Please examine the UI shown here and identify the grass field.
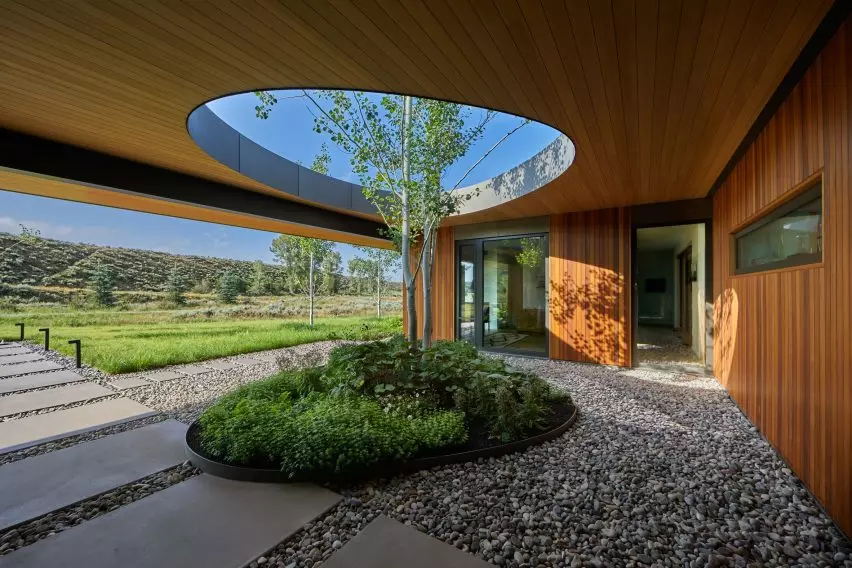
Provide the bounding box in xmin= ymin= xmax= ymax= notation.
xmin=0 ymin=296 xmax=401 ymax=374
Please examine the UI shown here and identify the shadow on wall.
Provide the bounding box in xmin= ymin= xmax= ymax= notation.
xmin=712 ymin=288 xmax=739 ymax=388
xmin=550 ymin=268 xmax=627 ymax=365
xmin=457 ymin=135 xmax=574 ymax=214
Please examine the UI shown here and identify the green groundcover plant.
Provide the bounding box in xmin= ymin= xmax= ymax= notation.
xmin=198 ymin=337 xmax=571 ymax=478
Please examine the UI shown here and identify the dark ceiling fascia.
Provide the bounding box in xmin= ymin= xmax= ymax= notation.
xmin=0 ymin=128 xmax=387 ymax=241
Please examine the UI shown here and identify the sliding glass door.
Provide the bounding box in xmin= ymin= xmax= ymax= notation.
xmin=456 ymin=234 xmax=548 ymax=356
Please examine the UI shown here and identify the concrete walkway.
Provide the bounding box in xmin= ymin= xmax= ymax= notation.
xmin=0 ymin=420 xmax=187 ymax=531
xmin=0 ymin=476 xmax=342 ymax=568
xmin=0 ymin=344 xmax=156 ymax=452
xmin=325 ymin=516 xmax=491 ymax=568
xmin=0 ymin=342 xmax=511 ymax=567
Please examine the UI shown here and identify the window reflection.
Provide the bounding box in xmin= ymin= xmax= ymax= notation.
xmin=735 ymin=185 xmax=822 ymax=273
xmin=482 ymin=237 xmax=547 ymax=353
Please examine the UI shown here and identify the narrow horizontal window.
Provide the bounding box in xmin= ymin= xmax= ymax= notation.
xmin=734 ymin=182 xmax=822 ymax=275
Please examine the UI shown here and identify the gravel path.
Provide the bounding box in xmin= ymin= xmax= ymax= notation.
xmin=5 ymin=341 xmax=850 ymax=566
xmin=266 ymin=356 xmax=850 ymax=568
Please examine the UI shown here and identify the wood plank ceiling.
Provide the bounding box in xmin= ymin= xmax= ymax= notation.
xmin=0 ymin=0 xmax=832 ymax=225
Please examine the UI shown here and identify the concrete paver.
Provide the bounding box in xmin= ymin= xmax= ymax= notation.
xmin=0 ymin=420 xmax=187 ymax=531
xmin=108 ymin=377 xmax=151 ymax=390
xmin=0 ymin=475 xmax=341 ymax=568
xmin=0 ymin=347 xmax=33 ymax=357
xmin=0 ymin=353 xmax=45 ymax=365
xmin=0 ymin=383 xmax=113 ymax=417
xmin=204 ymin=361 xmax=238 ymax=371
xmin=323 ymin=515 xmax=492 ymax=568
xmin=145 ymin=370 xmax=182 ymax=383
xmin=0 ymin=371 xmax=87 ymax=394
xmin=0 ymin=361 xmax=62 ymax=379
xmin=0 ymin=398 xmax=157 ymax=453
xmin=175 ymin=365 xmax=209 ymax=376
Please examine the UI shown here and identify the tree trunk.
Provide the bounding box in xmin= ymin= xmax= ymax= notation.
xmin=308 ymin=250 xmax=314 ymax=327
xmin=421 ymin=228 xmax=434 ymax=349
xmin=401 ymin=95 xmax=417 ymax=342
xmin=376 ymin=269 xmax=381 ymax=319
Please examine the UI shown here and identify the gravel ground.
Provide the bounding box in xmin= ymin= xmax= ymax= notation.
xmin=0 ymin=462 xmax=199 ymax=556
xmin=262 ymin=356 xmax=850 ymax=568
xmin=122 ymin=340 xmax=352 ymax=424
xmin=4 ymin=341 xmax=850 ymax=566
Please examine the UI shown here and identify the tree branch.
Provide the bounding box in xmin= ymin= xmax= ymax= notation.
xmin=301 ymin=90 xmax=401 ymax=197
xmin=450 ymin=119 xmax=530 ymax=191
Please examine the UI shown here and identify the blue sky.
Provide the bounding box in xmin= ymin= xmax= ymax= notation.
xmin=0 ymin=90 xmax=559 ymax=277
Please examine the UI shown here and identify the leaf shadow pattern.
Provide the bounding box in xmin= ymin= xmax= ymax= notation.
xmin=549 ymin=267 xmax=628 ymax=366
xmin=712 ymin=288 xmax=738 ymax=388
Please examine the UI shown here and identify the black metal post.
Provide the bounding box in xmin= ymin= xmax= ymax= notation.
xmin=38 ymin=327 xmax=49 ymax=350
xmin=68 ymin=339 xmax=81 ymax=368
xmin=15 ymin=322 xmax=24 ymax=341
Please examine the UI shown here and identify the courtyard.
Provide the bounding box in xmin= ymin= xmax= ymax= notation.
xmin=0 ymin=339 xmax=847 ymax=567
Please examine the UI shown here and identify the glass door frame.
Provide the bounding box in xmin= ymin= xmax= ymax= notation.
xmin=455 ymin=233 xmax=549 ymax=358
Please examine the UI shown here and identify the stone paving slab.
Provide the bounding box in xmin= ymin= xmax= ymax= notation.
xmin=175 ymin=365 xmax=209 ymax=376
xmin=0 ymin=370 xmax=87 ymax=394
xmin=236 ymin=357 xmax=265 ymax=366
xmin=108 ymin=377 xmax=151 ymax=390
xmin=0 ymin=343 xmax=22 ymax=349
xmin=0 ymin=353 xmax=44 ymax=365
xmin=0 ymin=475 xmax=341 ymax=568
xmin=0 ymin=360 xmax=62 ymax=379
xmin=0 ymin=420 xmax=187 ymax=531
xmin=324 ymin=515 xmax=491 ymax=568
xmin=250 ymin=353 xmax=279 ymax=362
xmin=0 ymin=347 xmax=32 ymax=356
xmin=0 ymin=398 xmax=157 ymax=454
xmin=0 ymin=383 xmax=114 ymax=417
xmin=204 ymin=360 xmax=238 ymax=371
xmin=145 ymin=370 xmax=182 ymax=382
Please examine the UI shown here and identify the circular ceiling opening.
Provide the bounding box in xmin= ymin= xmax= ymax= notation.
xmin=188 ymin=89 xmax=574 ymax=216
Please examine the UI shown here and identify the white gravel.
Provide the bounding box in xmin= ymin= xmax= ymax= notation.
xmin=264 ymin=356 xmax=850 ymax=568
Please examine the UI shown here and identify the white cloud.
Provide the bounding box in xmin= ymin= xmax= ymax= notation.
xmin=0 ymin=216 xmax=115 ymax=242
xmin=201 ymin=230 xmax=231 ymax=250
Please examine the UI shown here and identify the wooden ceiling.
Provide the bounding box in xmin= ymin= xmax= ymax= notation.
xmin=0 ymin=0 xmax=832 ymax=228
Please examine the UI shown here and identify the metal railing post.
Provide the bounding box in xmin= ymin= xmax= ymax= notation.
xmin=68 ymin=339 xmax=81 ymax=368
xmin=15 ymin=323 xmax=24 ymax=341
xmin=38 ymin=327 xmax=49 ymax=351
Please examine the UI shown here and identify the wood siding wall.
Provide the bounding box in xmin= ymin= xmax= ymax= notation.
xmin=403 ymin=226 xmax=455 ymax=342
xmin=712 ymin=19 xmax=851 ymax=536
xmin=548 ymin=209 xmax=632 ymax=367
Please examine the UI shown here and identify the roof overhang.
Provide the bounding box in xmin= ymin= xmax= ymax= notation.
xmin=0 ymin=1 xmax=844 ymax=231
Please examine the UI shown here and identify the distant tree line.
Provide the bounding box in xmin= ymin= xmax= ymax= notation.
xmin=0 ymin=229 xmax=400 ymax=302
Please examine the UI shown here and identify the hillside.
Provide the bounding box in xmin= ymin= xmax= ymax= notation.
xmin=0 ymin=232 xmax=275 ymax=291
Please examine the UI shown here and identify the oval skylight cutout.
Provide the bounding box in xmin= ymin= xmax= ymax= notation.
xmin=188 ymin=89 xmax=574 ymax=216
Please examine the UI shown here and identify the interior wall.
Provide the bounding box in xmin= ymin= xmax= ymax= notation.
xmin=672 ymin=224 xmax=707 ymax=362
xmin=713 ymin=18 xmax=851 ymax=536
xmin=636 ymin=250 xmax=675 ymax=326
xmin=549 ymin=208 xmax=632 ymax=366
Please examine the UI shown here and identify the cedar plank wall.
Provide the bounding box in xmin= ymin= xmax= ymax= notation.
xmin=403 ymin=226 xmax=455 ymax=341
xmin=713 ymin=18 xmax=851 ymax=536
xmin=548 ymin=208 xmax=632 ymax=367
